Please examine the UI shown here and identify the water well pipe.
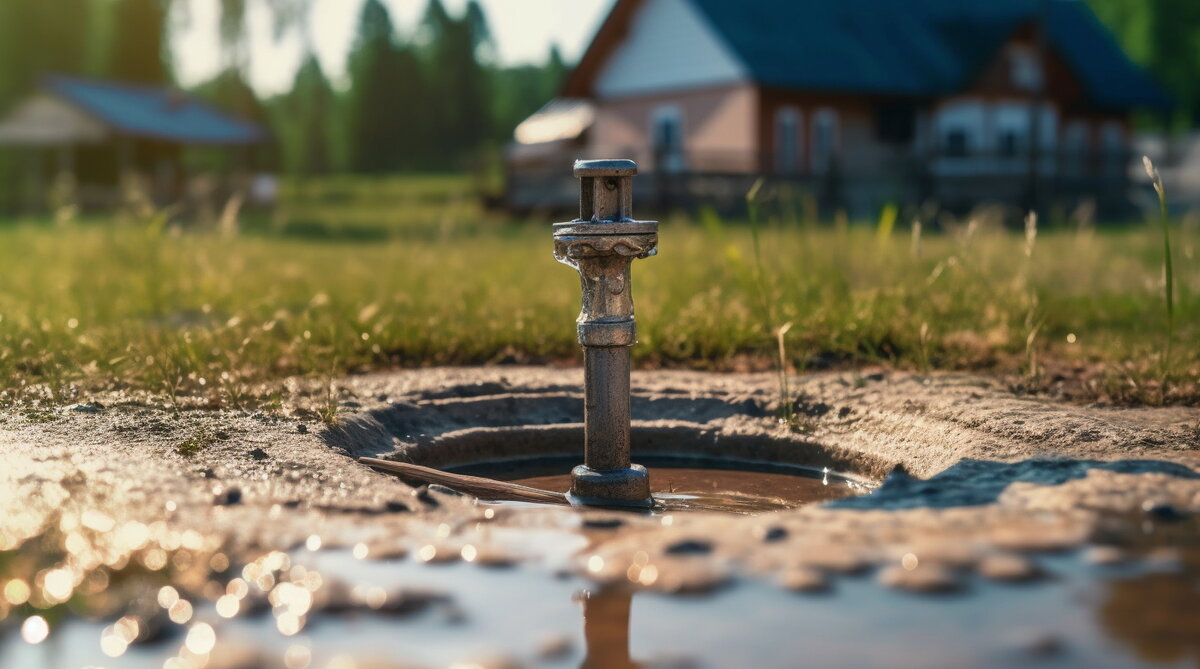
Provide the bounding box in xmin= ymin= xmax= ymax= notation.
xmin=553 ymin=159 xmax=658 ymax=507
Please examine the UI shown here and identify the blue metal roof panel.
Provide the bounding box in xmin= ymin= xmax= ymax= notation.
xmin=686 ymin=0 xmax=1169 ymax=109
xmin=44 ymin=76 xmax=265 ymax=144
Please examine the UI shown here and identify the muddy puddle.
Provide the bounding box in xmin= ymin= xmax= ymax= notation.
xmin=451 ymin=456 xmax=868 ymax=513
xmin=2 ymin=510 xmax=1198 ymax=669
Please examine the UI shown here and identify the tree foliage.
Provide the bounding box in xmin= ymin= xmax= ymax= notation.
xmin=109 ymin=0 xmax=170 ymax=84
xmin=0 ymin=0 xmax=92 ymax=106
xmin=1086 ymin=0 xmax=1200 ymax=126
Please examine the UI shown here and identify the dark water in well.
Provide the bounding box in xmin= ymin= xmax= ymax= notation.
xmin=453 ymin=455 xmax=868 ymax=513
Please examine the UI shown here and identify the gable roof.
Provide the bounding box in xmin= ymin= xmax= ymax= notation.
xmin=566 ymin=0 xmax=1170 ymax=111
xmin=43 ymin=75 xmax=265 ymax=145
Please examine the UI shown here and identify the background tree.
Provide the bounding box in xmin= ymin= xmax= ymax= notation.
xmin=0 ymin=0 xmax=92 ymax=107
xmin=346 ymin=0 xmax=408 ymax=173
xmin=284 ymin=54 xmax=335 ymax=175
xmin=1087 ymin=0 xmax=1200 ymax=129
xmin=108 ymin=0 xmax=170 ymax=84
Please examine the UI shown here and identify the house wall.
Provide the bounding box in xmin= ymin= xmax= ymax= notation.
xmin=928 ymin=26 xmax=1130 ymax=166
xmin=587 ymin=83 xmax=759 ymax=172
xmin=592 ymin=0 xmax=748 ymax=99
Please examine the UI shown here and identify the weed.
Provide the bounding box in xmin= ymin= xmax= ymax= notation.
xmin=1143 ymin=156 xmax=1175 ymax=399
xmin=176 ymin=426 xmax=216 ymax=457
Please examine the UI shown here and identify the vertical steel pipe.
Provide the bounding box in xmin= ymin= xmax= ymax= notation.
xmin=553 ymin=159 xmax=657 ymax=507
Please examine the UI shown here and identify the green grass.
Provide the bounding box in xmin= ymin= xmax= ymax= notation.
xmin=0 ymin=175 xmax=1196 ymax=408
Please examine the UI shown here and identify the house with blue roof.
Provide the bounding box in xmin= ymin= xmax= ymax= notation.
xmin=0 ymin=75 xmax=266 ymax=209
xmin=506 ymin=0 xmax=1170 ymax=215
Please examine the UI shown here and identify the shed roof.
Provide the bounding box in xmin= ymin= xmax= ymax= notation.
xmin=567 ymin=0 xmax=1171 ymax=111
xmin=42 ymin=75 xmax=265 ymax=145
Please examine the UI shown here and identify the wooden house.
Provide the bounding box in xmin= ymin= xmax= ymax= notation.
xmin=506 ymin=0 xmax=1170 ymax=216
xmin=0 ymin=75 xmax=265 ymax=211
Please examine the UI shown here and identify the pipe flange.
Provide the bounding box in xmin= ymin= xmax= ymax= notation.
xmin=567 ymin=464 xmax=652 ymax=509
xmin=578 ymin=320 xmax=636 ymax=347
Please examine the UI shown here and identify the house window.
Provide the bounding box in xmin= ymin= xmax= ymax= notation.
xmin=935 ymin=101 xmax=984 ymax=157
xmin=993 ymin=104 xmax=1032 ymax=158
xmin=651 ymin=105 xmax=684 ymax=173
xmin=998 ymin=130 xmax=1021 ymax=157
xmin=810 ymin=107 xmax=838 ymax=173
xmin=774 ymin=106 xmax=801 ymax=174
xmin=1009 ymin=47 xmax=1044 ymax=91
xmin=876 ymin=102 xmax=916 ymax=143
xmin=943 ymin=128 xmax=969 ymax=157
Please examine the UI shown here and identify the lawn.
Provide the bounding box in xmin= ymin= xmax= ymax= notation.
xmin=0 ymin=175 xmax=1195 ymax=410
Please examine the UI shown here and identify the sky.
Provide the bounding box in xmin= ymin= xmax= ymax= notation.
xmin=171 ymin=0 xmax=617 ymax=96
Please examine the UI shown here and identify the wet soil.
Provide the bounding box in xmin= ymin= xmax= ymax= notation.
xmin=1 ymin=367 xmax=1198 ymax=667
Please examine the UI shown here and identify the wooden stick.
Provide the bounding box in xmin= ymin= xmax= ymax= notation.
xmin=359 ymin=457 xmax=569 ymax=506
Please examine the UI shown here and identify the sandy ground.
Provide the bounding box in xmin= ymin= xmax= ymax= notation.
xmin=3 ymin=366 xmax=1199 ymax=595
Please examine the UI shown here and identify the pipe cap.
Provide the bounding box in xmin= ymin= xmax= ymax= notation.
xmin=574 ymin=159 xmax=637 ymax=178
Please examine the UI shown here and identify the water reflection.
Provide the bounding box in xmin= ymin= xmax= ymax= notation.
xmin=3 ymin=489 xmax=1200 ymax=668
xmin=1100 ymin=572 xmax=1200 ymax=666
xmin=580 ymin=590 xmax=639 ymax=669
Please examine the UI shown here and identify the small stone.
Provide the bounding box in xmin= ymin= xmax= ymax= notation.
xmin=794 ymin=546 xmax=869 ymax=574
xmin=412 ymin=485 xmax=440 ymax=508
xmin=536 ymin=634 xmax=574 ymax=660
xmin=1144 ymin=547 xmax=1183 ymax=569
xmin=72 ymin=403 xmax=103 ymax=413
xmin=214 ymin=487 xmax=243 ymax=506
xmin=1142 ymin=502 xmax=1187 ymax=522
xmin=1020 ymin=633 xmax=1066 ymax=658
xmin=247 ymin=448 xmax=268 ymax=461
xmin=665 ymin=539 xmax=712 ymax=556
xmin=364 ymin=540 xmax=409 ymax=560
xmin=1084 ymin=545 xmax=1128 ymax=565
xmin=754 ymin=525 xmax=788 ymax=542
xmin=582 ymin=517 xmax=624 ymax=530
xmin=779 ymin=567 xmax=829 ymax=593
xmin=978 ymin=553 xmax=1040 ymax=582
xmin=878 ymin=564 xmax=961 ymax=593
xmin=296 ymin=423 xmax=308 ymax=434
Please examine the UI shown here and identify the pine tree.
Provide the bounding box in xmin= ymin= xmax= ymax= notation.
xmin=108 ymin=0 xmax=169 ymax=84
xmin=346 ymin=0 xmax=408 ymax=172
xmin=288 ymin=54 xmax=334 ymax=175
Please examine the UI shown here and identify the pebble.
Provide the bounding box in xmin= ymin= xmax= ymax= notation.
xmin=794 ymin=546 xmax=870 ymax=574
xmin=778 ymin=567 xmax=829 ymax=593
xmin=753 ymin=525 xmax=788 ymax=542
xmin=535 ymin=634 xmax=574 ymax=660
xmin=1142 ymin=502 xmax=1187 ymax=522
xmin=364 ymin=540 xmax=409 ymax=560
xmin=664 ymin=539 xmax=713 ymax=556
xmin=71 ymin=403 xmax=103 ymax=413
xmin=582 ymin=517 xmax=624 ymax=530
xmin=878 ymin=563 xmax=961 ymax=593
xmin=1083 ymin=545 xmax=1129 ymax=565
xmin=214 ymin=486 xmax=243 ymax=506
xmin=977 ymin=553 xmax=1040 ymax=582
